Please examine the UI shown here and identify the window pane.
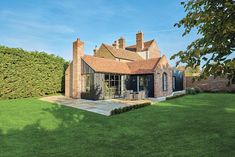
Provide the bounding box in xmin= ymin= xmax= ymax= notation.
xmin=163 ymin=73 xmax=167 ymax=91
xmin=84 ymin=74 xmax=90 ymax=92
xmin=115 ymin=75 xmax=119 ymax=80
xmin=111 ymin=75 xmax=115 ymax=81
xmin=173 ymin=76 xmax=176 ymax=90
xmin=105 ymin=74 xmax=109 ymax=80
xmin=110 ymin=81 xmax=115 ymax=87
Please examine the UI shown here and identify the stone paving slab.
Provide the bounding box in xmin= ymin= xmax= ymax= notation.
xmin=40 ymin=95 xmax=130 ymax=116
xmin=39 ymin=91 xmax=185 ymax=116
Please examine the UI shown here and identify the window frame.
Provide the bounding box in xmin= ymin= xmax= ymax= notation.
xmin=162 ymin=72 xmax=168 ymax=91
xmin=172 ymin=76 xmax=176 ymax=90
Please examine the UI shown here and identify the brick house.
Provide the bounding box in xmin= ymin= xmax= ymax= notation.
xmin=65 ymin=32 xmax=184 ymax=99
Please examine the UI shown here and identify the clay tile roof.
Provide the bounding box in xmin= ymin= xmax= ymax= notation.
xmin=127 ymin=57 xmax=161 ymax=74
xmin=125 ymin=40 xmax=154 ymax=52
xmin=82 ymin=55 xmax=131 ymax=74
xmin=82 ymin=55 xmax=161 ymax=74
xmin=103 ymin=44 xmax=143 ymax=61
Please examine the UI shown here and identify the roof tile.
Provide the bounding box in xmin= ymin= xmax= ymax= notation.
xmin=82 ymin=55 xmax=161 ymax=74
xmin=82 ymin=55 xmax=131 ymax=74
xmin=126 ymin=40 xmax=154 ymax=52
xmin=103 ymin=44 xmax=143 ymax=61
xmin=127 ymin=58 xmax=161 ymax=74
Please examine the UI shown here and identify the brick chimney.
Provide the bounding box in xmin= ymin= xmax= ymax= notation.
xmin=118 ymin=37 xmax=125 ymax=49
xmin=93 ymin=45 xmax=98 ymax=56
xmin=72 ymin=38 xmax=84 ymax=99
xmin=136 ymin=31 xmax=144 ymax=52
xmin=112 ymin=41 xmax=119 ymax=49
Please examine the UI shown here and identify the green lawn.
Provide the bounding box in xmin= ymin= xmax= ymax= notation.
xmin=0 ymin=93 xmax=235 ymax=157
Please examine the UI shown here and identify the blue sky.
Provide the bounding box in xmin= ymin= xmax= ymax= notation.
xmin=0 ymin=0 xmax=198 ymax=64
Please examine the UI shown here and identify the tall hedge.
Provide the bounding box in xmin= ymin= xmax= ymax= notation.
xmin=0 ymin=46 xmax=68 ymax=99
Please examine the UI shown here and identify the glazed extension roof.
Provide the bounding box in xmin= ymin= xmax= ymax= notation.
xmin=82 ymin=55 xmax=161 ymax=74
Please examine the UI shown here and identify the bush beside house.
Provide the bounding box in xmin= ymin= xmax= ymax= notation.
xmin=186 ymin=88 xmax=201 ymax=95
xmin=0 ymin=46 xmax=68 ymax=99
xmin=110 ymin=102 xmax=151 ymax=115
xmin=166 ymin=94 xmax=186 ymax=100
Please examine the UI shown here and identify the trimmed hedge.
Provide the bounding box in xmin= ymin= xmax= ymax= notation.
xmin=166 ymin=94 xmax=186 ymax=100
xmin=0 ymin=46 xmax=68 ymax=99
xmin=110 ymin=102 xmax=151 ymax=115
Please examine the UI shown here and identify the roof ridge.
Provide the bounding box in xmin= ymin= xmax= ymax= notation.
xmin=152 ymin=57 xmax=162 ymax=70
xmin=126 ymin=39 xmax=155 ymax=48
xmin=83 ymin=54 xmax=123 ymax=62
xmin=98 ymin=44 xmax=117 ymax=59
xmin=102 ymin=43 xmax=143 ymax=61
xmin=104 ymin=43 xmax=139 ymax=54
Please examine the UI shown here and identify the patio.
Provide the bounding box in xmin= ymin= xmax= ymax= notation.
xmin=40 ymin=95 xmax=151 ymax=116
xmin=40 ymin=90 xmax=185 ymax=116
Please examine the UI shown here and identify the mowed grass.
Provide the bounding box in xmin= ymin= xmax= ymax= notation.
xmin=0 ymin=93 xmax=235 ymax=157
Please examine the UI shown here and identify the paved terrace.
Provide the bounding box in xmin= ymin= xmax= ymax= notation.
xmin=40 ymin=95 xmax=151 ymax=116
xmin=40 ymin=90 xmax=185 ymax=116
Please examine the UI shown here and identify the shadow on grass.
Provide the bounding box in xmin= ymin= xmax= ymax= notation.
xmin=0 ymin=103 xmax=90 ymax=157
xmin=0 ymin=93 xmax=235 ymax=157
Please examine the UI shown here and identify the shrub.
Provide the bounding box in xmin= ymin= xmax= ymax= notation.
xmin=194 ymin=87 xmax=201 ymax=93
xmin=0 ymin=46 xmax=68 ymax=99
xmin=166 ymin=94 xmax=186 ymax=100
xmin=110 ymin=102 xmax=151 ymax=115
xmin=186 ymin=88 xmax=201 ymax=95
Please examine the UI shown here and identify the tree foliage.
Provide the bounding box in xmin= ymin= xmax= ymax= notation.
xmin=171 ymin=0 xmax=235 ymax=83
xmin=185 ymin=66 xmax=201 ymax=76
xmin=0 ymin=46 xmax=68 ymax=99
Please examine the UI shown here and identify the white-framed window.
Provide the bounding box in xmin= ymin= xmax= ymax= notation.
xmin=162 ymin=72 xmax=168 ymax=91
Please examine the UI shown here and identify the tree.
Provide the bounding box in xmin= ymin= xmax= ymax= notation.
xmin=171 ymin=0 xmax=235 ymax=83
xmin=185 ymin=66 xmax=201 ymax=76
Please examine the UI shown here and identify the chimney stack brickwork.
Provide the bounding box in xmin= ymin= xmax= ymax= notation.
xmin=118 ymin=37 xmax=125 ymax=49
xmin=72 ymin=38 xmax=84 ymax=99
xmin=136 ymin=31 xmax=144 ymax=52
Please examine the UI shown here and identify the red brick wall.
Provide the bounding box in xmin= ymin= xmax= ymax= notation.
xmin=154 ymin=68 xmax=173 ymax=98
xmin=186 ymin=76 xmax=235 ymax=92
xmin=154 ymin=56 xmax=173 ymax=98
